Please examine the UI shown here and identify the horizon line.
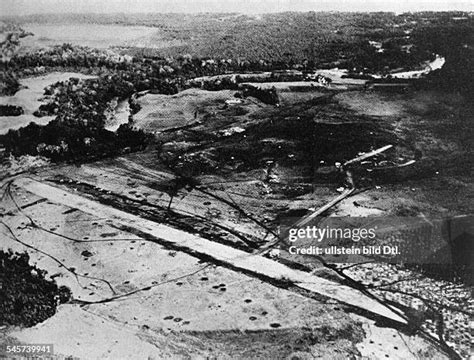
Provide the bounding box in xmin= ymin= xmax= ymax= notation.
xmin=2 ymin=9 xmax=473 ymax=17
xmin=1 ymin=0 xmax=473 ymax=17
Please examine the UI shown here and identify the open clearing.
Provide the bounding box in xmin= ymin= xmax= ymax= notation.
xmin=133 ymin=89 xmax=244 ymax=132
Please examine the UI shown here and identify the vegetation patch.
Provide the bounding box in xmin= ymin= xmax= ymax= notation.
xmin=188 ymin=324 xmax=364 ymax=359
xmin=0 ymin=105 xmax=24 ymax=116
xmin=0 ymin=250 xmax=71 ymax=327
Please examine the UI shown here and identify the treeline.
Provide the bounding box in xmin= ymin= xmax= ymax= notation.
xmin=7 ymin=44 xmax=291 ymax=84
xmin=0 ymin=70 xmax=22 ymax=95
xmin=6 ymin=42 xmax=330 ymax=79
xmin=0 ymin=104 xmax=23 ymax=116
xmin=2 ymin=121 xmax=152 ymax=161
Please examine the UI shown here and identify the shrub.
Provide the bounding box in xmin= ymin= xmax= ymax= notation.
xmin=0 ymin=250 xmax=71 ymax=327
xmin=0 ymin=105 xmax=24 ymax=116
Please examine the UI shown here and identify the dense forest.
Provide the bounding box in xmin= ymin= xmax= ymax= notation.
xmin=4 ymin=11 xmax=472 ymax=68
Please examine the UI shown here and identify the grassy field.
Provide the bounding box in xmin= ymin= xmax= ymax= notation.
xmin=133 ymin=89 xmax=241 ymax=132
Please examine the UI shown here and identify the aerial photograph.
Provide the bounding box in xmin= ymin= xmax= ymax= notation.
xmin=0 ymin=0 xmax=472 ymax=359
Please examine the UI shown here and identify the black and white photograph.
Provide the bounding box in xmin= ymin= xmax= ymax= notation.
xmin=0 ymin=0 xmax=472 ymax=359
